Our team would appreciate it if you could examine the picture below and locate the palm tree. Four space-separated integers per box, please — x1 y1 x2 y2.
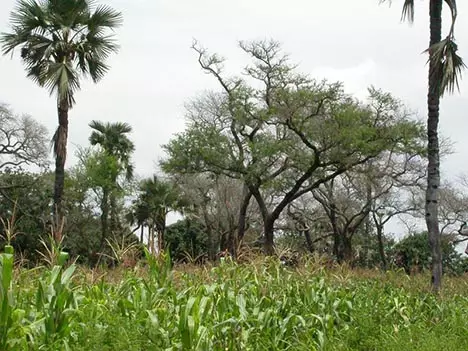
138 176 183 254
381 0 465 292
1 0 122 235
88 121 134 247
126 199 149 243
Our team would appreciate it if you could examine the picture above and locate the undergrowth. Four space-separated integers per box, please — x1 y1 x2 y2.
2 248 468 350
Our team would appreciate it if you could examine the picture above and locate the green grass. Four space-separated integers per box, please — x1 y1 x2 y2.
2 250 468 350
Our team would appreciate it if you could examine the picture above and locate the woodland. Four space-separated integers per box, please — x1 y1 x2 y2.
0 0 467 350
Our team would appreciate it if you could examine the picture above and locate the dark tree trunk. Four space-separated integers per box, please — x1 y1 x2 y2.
140 225 144 243
53 100 69 241
99 187 110 252
109 191 118 236
161 214 166 252
376 223 387 270
329 203 341 260
264 217 275 255
237 187 252 244
341 235 353 263
303 229 314 254
226 230 236 258
426 0 443 293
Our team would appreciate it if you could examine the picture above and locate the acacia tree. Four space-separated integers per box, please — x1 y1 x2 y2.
380 0 465 291
171 173 259 258
0 104 49 175
163 40 424 255
1 0 122 232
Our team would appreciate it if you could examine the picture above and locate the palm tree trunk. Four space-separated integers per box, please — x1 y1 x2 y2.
99 187 110 252
53 100 69 241
426 0 443 293
109 191 119 236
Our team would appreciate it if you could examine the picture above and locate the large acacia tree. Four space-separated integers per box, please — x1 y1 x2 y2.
1 0 122 233
163 40 424 255
381 0 465 292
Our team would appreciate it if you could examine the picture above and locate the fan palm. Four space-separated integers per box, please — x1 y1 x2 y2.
138 176 183 254
1 0 122 233
380 0 465 292
89 120 134 244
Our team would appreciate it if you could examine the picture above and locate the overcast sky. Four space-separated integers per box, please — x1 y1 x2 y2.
1 0 468 234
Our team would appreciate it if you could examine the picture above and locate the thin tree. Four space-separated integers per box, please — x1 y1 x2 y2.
1 0 122 237
380 0 465 292
89 121 134 244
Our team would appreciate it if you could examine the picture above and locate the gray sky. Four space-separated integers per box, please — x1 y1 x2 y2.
1 0 468 235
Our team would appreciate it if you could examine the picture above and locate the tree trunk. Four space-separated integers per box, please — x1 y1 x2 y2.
342 235 353 263
329 203 341 260
53 100 69 241
99 187 110 252
376 223 387 270
226 230 237 258
140 225 144 243
109 191 119 236
426 0 443 293
237 187 252 244
264 217 275 255
160 214 166 252
303 229 314 254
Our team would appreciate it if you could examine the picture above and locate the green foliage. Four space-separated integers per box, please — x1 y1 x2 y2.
1 245 467 350
0 170 102 265
393 231 468 275
1 0 123 106
165 219 209 262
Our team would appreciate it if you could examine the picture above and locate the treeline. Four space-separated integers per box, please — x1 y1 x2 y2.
1 41 467 273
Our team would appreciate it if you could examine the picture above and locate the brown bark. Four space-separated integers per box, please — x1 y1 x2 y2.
376 224 387 270
53 100 69 241
303 229 314 254
426 0 443 293
99 187 110 252
263 217 275 255
237 187 252 244
341 235 353 263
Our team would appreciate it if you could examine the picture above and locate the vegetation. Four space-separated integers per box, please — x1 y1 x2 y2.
1 0 123 231
381 0 466 292
1 246 467 350
1 0 468 349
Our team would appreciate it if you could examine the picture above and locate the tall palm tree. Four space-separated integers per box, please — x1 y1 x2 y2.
1 0 122 234
89 120 134 246
89 121 135 180
138 176 183 254
381 0 465 292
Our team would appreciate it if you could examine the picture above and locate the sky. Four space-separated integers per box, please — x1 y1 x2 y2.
1 0 468 236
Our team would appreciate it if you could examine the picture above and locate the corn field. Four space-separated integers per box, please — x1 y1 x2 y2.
1 246 468 350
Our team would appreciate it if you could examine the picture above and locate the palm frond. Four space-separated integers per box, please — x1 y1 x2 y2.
378 0 414 23
1 0 121 104
89 120 107 133
426 38 466 97
401 0 415 23
38 61 80 105
87 4 123 33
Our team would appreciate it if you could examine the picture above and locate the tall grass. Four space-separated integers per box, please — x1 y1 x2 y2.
0 246 467 350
